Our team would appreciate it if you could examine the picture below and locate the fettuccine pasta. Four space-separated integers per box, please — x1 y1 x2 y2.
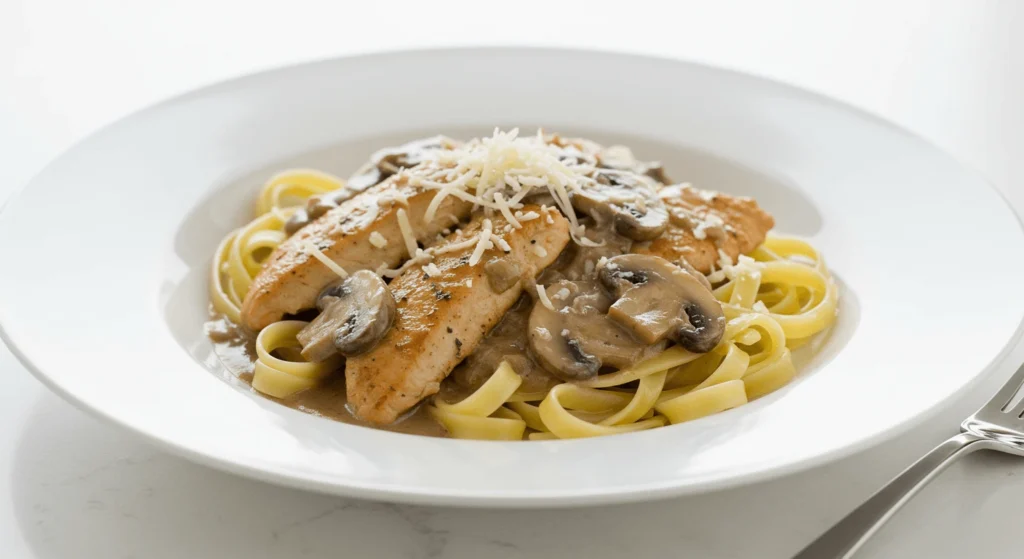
430 236 838 439
209 171 339 322
206 132 840 442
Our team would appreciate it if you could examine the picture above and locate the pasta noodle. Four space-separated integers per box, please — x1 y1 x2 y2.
430 235 839 440
251 320 342 398
208 155 838 441
209 171 339 321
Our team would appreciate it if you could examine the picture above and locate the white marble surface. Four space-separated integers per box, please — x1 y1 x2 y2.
2 1 1023 557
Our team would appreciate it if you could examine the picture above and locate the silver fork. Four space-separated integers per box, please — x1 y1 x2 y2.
795 363 1024 558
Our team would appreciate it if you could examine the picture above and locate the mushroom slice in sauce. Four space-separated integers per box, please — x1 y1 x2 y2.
348 135 460 191
285 136 461 235
296 270 396 361
483 257 522 294
528 280 664 382
571 170 669 241
597 145 672 185
598 254 725 353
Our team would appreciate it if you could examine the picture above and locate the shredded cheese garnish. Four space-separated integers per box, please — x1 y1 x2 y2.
413 129 594 237
369 231 388 249
468 219 493 267
493 236 512 253
396 208 418 258
493 192 521 229
302 240 348 279
433 236 482 255
422 263 442 277
692 212 725 241
535 284 556 311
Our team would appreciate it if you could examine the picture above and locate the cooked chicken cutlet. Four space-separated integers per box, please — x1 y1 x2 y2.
633 184 774 273
241 176 473 331
346 206 571 424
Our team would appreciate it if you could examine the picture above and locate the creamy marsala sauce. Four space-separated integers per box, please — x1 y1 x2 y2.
208 316 448 436
207 219 651 438
206 133 797 436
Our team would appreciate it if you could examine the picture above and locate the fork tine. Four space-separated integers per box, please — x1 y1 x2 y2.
988 362 1024 412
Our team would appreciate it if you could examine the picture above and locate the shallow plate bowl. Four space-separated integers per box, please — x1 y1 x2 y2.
1 48 1022 507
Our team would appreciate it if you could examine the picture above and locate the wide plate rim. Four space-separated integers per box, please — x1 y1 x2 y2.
2 46 1022 507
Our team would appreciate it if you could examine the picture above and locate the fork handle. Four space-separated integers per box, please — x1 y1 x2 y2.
794 432 994 558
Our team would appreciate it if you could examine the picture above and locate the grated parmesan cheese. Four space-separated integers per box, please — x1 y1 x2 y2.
692 213 725 241
717 249 735 270
705 265 727 284
433 236 481 255
468 219 493 267
414 129 590 236
697 188 718 203
375 248 432 279
302 240 348 279
422 263 442 277
535 284 555 311
493 235 512 253
369 231 388 249
396 208 419 258
493 192 520 228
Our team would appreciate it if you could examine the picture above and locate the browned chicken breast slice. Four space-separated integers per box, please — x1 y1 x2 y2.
346 206 571 424
633 184 774 273
241 175 473 331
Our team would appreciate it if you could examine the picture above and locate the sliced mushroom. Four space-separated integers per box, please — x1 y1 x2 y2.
571 170 669 241
284 209 311 235
283 137 460 236
597 145 672 185
642 165 671 185
484 257 522 294
536 221 632 283
296 270 396 361
528 280 664 381
347 135 459 192
599 254 725 353
305 194 340 221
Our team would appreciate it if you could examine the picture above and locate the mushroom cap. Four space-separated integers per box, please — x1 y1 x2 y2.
350 135 458 190
284 208 311 236
527 280 663 382
570 170 669 241
483 257 522 294
297 270 396 360
597 145 672 185
599 254 725 353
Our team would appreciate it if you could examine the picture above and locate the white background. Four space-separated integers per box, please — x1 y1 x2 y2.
2 1 1023 557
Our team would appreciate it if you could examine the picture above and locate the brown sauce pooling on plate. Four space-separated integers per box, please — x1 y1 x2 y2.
207 314 447 437
206 131 787 435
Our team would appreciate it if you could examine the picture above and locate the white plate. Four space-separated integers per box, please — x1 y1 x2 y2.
1 48 1022 507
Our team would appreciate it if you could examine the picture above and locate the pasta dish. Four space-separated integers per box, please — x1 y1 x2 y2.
207 130 838 440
